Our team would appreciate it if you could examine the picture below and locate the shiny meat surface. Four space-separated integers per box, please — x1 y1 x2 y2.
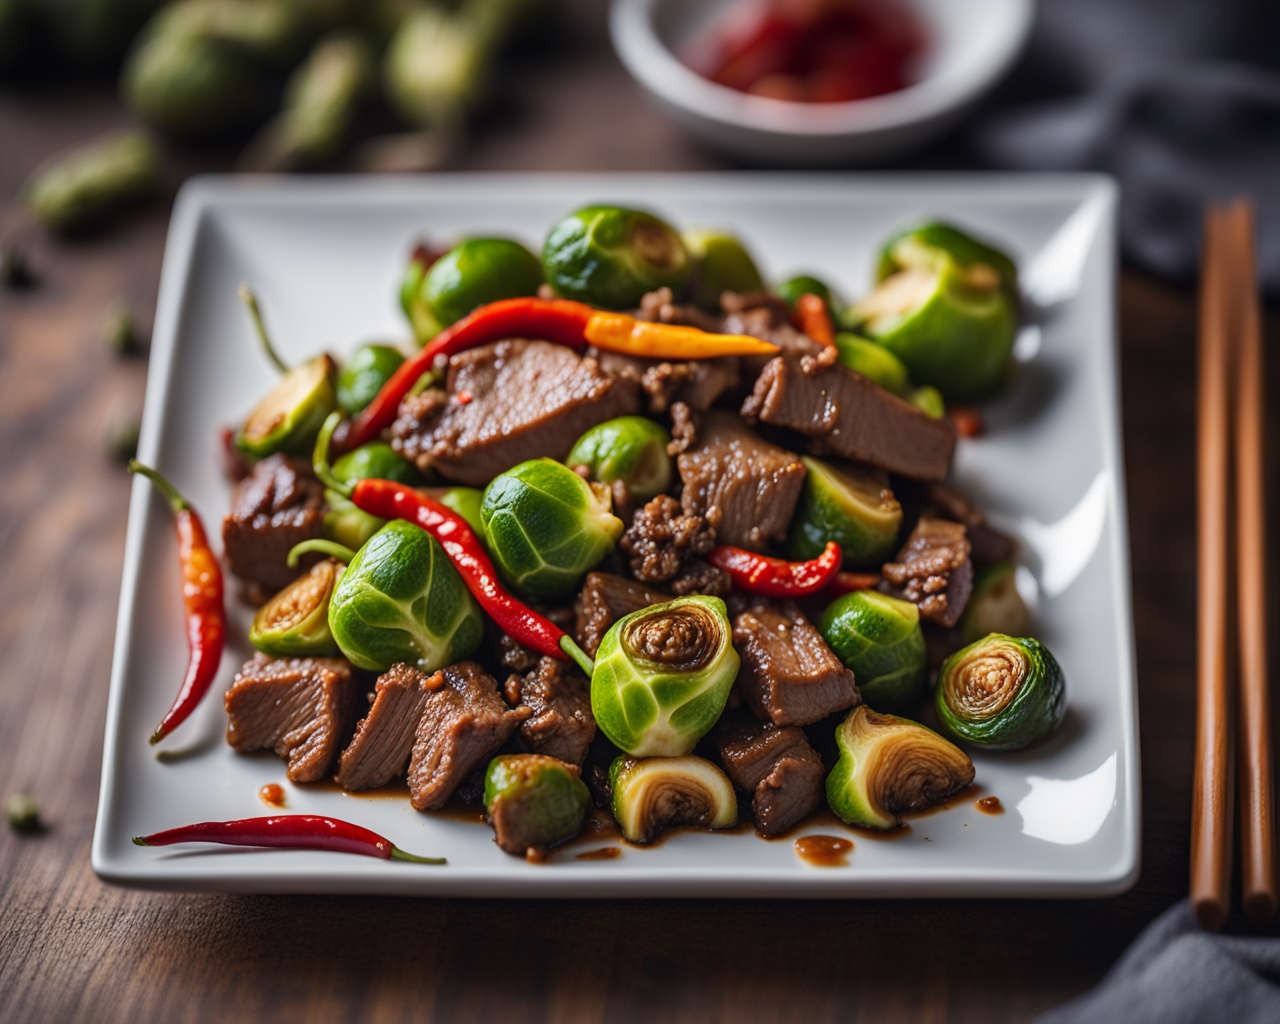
714 713 826 836
594 350 741 414
574 571 671 657
503 657 596 765
334 663 435 792
881 518 975 628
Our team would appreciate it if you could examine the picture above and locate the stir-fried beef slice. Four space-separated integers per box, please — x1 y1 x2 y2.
221 453 327 604
714 713 825 836
408 661 531 811
503 657 596 765
595 351 741 414
390 339 641 486
742 355 957 482
225 653 359 783
677 410 806 551
335 663 436 791
881 517 974 628
923 482 1016 565
721 291 824 380
732 602 860 727
575 571 671 657
619 494 729 594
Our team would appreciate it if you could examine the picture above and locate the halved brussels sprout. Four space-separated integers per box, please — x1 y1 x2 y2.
907 385 945 419
818 590 926 712
775 274 841 316
485 754 593 856
609 754 738 843
424 486 486 538
336 344 405 417
834 333 910 396
249 558 343 657
788 456 902 566
591 596 739 756
960 563 1031 644
481 458 623 601
936 633 1066 750
327 519 483 673
826 706 975 829
874 222 1017 292
567 416 672 501
543 206 691 309
423 238 544 328
682 228 765 311
237 354 338 460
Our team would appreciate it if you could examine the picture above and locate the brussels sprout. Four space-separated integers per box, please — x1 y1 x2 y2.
23 130 159 233
543 206 691 310
335 344 405 416
250 558 342 657
682 228 764 311
566 416 672 501
960 562 1030 645
826 706 975 829
328 519 483 673
484 754 592 856
847 222 1017 401
788 456 902 566
424 486 486 538
833 333 910 396
775 274 841 316
400 245 445 344
481 458 623 601
907 385 945 419
332 441 423 486
237 354 338 460
383 5 486 129
591 596 739 757
818 590 926 712
936 634 1066 750
609 754 737 843
421 238 543 328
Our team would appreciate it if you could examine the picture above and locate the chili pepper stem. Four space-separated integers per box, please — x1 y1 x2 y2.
128 461 189 514
287 539 357 567
390 846 447 865
238 282 290 375
314 411 354 496
560 635 595 676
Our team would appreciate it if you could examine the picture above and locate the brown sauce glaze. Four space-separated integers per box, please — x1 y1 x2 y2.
575 846 623 861
794 835 853 866
975 795 1004 815
434 800 487 825
900 783 980 819
259 783 285 807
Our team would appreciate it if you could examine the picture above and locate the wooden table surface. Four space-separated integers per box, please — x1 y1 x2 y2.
2 4 1277 1022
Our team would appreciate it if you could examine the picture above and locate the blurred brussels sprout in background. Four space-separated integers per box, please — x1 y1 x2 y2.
335 343 405 416
543 205 691 310
566 416 672 501
24 130 158 232
682 228 764 311
484 754 592 856
874 221 1017 292
328 518 482 673
774 274 841 316
609 753 737 843
960 562 1030 644
420 237 543 327
907 384 945 419
818 590 926 712
481 458 623 602
591 596 738 757
833 333 910 396
788 456 901 566
249 557 342 657
383 4 484 131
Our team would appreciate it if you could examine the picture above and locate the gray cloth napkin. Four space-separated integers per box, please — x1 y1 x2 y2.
1036 901 1280 1024
969 0 1280 294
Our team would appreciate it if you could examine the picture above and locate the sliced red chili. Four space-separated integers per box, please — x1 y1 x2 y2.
707 541 842 598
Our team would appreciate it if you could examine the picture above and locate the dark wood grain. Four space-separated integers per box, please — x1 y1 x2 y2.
1 4 1277 1022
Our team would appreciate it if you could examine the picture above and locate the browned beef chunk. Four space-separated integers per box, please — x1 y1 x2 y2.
499 632 539 673
221 453 327 604
637 286 726 332
881 518 974 628
677 410 806 551
732 602 860 726
923 482 1016 565
225 653 358 783
721 290 823 380
408 662 530 811
335 663 435 791
390 339 641 486
667 401 699 455
619 495 729 595
714 713 825 836
503 657 596 765
575 571 671 657
594 351 740 414
742 355 957 482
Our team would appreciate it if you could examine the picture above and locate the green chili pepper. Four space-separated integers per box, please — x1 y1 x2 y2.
960 562 1030 644
543 206 691 310
566 416 672 501
335 344 406 417
249 558 343 657
421 238 544 328
682 228 764 311
484 754 592 855
788 456 902 566
609 754 737 843
23 130 159 233
818 590 926 712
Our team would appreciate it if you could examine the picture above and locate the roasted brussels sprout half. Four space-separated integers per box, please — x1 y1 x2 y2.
609 754 738 843
818 590 926 712
237 354 338 460
682 228 765 311
327 519 483 673
484 754 593 856
249 558 343 657
936 634 1066 750
421 238 544 328
481 458 623 601
567 416 673 501
833 333 910 396
775 274 841 316
826 706 975 829
847 221 1017 401
788 456 902 566
23 130 159 233
336 344 406 417
543 206 691 309
591 596 739 756
960 562 1031 644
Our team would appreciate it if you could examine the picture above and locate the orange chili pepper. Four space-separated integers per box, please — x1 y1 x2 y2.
793 292 835 348
583 311 780 359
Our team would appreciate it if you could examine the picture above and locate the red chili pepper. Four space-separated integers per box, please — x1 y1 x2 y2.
129 462 225 745
948 406 985 438
793 292 835 348
707 541 842 598
132 814 445 863
826 571 882 597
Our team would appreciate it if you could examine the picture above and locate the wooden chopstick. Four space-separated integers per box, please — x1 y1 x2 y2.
1191 203 1234 931
1229 199 1276 925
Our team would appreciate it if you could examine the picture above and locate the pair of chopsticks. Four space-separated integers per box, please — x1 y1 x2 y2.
1192 200 1275 930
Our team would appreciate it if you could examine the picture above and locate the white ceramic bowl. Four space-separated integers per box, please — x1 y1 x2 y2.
609 0 1035 165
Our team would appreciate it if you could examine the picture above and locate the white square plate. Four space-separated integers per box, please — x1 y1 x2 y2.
93 173 1137 897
